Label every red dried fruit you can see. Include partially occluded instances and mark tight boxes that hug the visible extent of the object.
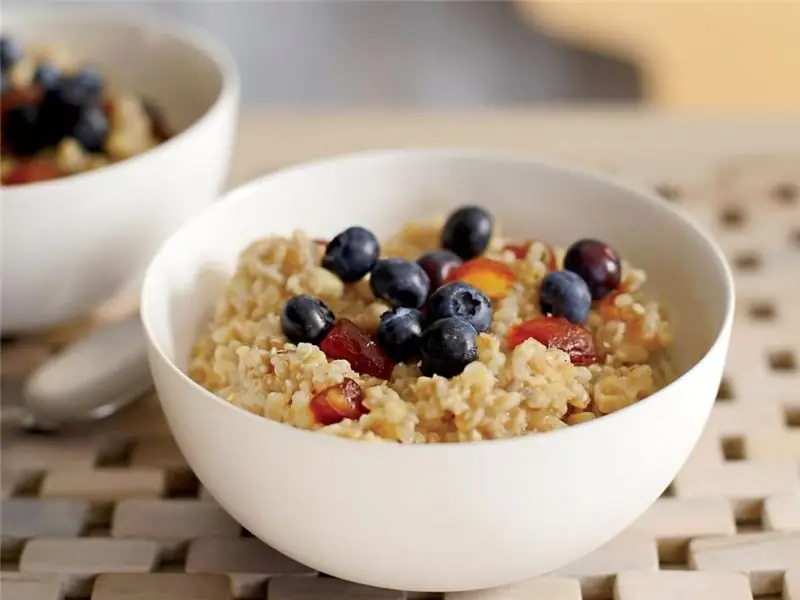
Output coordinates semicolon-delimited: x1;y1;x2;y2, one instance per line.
502;241;557;271
446;257;516;300
0;86;43;116
309;377;367;425
320;319;395;379
508;316;597;366
2;161;62;186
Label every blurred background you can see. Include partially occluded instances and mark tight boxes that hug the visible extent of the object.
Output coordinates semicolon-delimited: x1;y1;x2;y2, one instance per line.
7;0;799;112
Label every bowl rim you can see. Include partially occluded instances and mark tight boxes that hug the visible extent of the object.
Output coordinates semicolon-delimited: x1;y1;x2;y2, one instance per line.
140;147;736;451
0;6;240;195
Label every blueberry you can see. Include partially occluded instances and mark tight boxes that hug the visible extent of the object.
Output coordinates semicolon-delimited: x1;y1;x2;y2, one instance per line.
0;35;23;72
72;105;109;152
38;89;80;146
370;258;430;309
322;226;380;283
441;206;493;260
60;68;103;107
377;307;424;363
426;281;492;333
563;239;622;301
280;295;335;345
539;270;592;324
3;103;44;156
33;62;61;91
420;317;478;378
417;249;462;290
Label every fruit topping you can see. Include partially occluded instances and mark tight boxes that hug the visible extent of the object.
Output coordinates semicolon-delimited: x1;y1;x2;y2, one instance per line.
539;270;592;324
280;295;335;345
445;257;515;300
32;62;61;91
420;317;478;378
322;226;380;282
2;102;43;156
441;205;493;260
426;281;492;333
2;160;61;185
320;319;395;379
369;258;430;309
0;35;23;72
503;241;558;270
72;105;109;152
309;378;367;425
563;239;621;301
508;316;597;366
416;249;462;291
376;307;424;363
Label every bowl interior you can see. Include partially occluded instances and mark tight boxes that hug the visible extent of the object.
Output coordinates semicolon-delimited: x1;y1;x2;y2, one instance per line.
142;150;732;385
3;10;226;135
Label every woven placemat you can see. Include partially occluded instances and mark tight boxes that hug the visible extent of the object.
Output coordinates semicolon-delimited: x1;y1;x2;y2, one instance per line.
1;150;799;600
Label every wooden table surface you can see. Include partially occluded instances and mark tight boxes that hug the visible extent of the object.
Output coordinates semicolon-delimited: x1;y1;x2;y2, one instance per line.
2;109;800;600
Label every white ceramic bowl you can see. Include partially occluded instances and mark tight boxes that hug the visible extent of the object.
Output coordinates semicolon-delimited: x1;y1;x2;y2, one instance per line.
1;9;239;333
141;150;734;592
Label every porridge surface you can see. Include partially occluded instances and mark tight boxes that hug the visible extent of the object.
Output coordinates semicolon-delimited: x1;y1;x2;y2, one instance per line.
189;214;674;443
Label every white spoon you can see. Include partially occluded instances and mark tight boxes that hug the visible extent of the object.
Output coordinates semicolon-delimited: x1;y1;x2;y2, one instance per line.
3;313;151;430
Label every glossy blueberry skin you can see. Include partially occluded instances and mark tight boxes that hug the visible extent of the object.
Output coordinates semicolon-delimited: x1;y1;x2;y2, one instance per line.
280;295;335;345
322;226;380;283
33;62;62;91
420;317;478;378
416;249;462;291
0;35;23;71
440;205;493;260
3;103;43;156
370;258;430;309
72;105;109;152
377;307;424;363
426;281;492;333
563;239;622;301
539;270;592;324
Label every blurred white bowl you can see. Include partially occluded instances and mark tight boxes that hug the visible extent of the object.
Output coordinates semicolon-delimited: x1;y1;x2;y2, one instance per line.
140;150;734;592
1;9;239;333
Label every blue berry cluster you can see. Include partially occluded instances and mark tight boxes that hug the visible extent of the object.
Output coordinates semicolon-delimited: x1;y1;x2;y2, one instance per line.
537;239;622;325
281;205;496;377
1;34;108;157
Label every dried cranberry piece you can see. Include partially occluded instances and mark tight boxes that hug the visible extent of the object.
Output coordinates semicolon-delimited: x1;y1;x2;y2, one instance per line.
309;377;367;425
320;319;395;379
508;316;597;366
2;161;62;185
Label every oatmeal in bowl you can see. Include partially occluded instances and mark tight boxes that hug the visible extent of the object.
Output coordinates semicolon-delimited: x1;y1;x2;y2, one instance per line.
140;150;733;591
190;206;675;443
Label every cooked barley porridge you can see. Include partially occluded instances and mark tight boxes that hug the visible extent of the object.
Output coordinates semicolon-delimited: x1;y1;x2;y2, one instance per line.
190;206;674;443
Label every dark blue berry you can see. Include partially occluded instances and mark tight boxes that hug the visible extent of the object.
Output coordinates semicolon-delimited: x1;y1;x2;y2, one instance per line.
3;103;44;156
0;35;23;72
322;226;380;283
441;206;493;260
539;270;592;324
280;295;335;345
563;239;622;301
60;68;103;107
72;105;109;152
417;249;462;290
33;62;62;91
420;317;478;378
377;308;424;363
370;258;430;309
426;281;492;333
